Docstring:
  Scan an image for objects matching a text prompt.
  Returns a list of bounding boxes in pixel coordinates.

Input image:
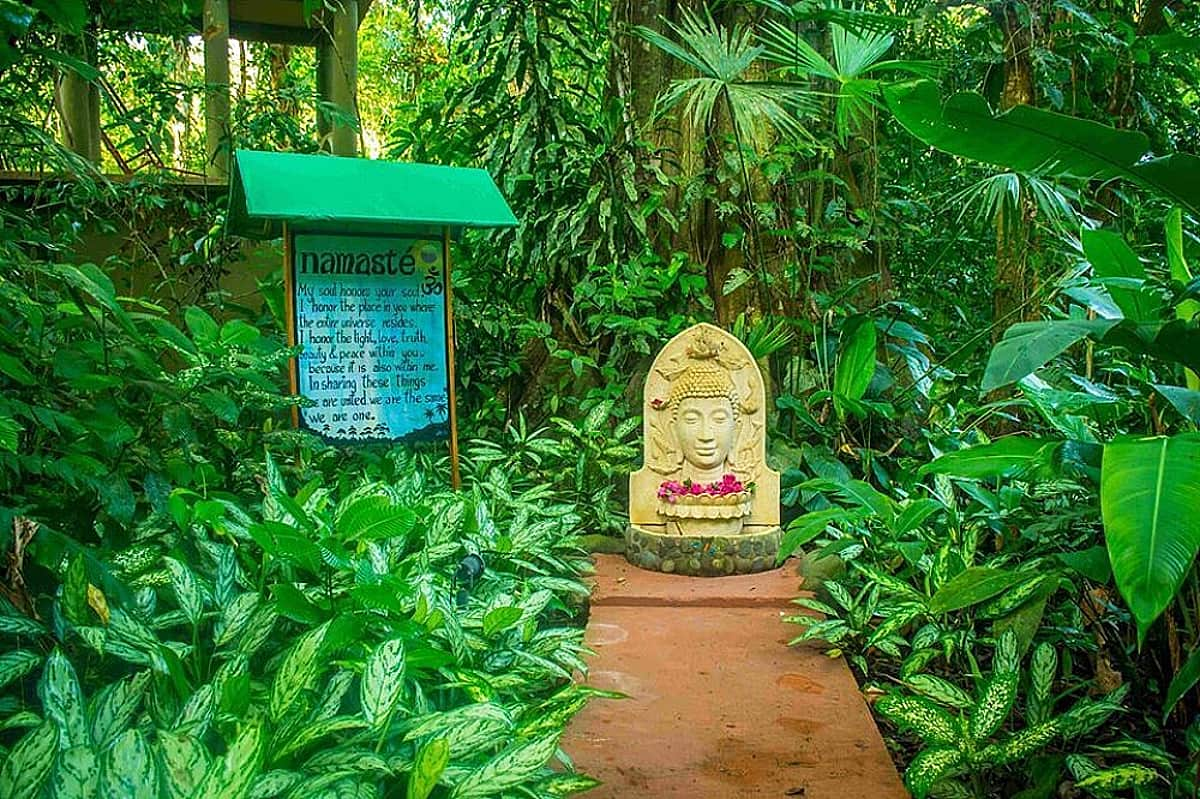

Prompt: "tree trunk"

[992,1,1037,339]
[835,115,893,305]
[606,0,756,327]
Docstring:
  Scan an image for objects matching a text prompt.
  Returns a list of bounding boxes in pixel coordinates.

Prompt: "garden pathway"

[564,554,907,798]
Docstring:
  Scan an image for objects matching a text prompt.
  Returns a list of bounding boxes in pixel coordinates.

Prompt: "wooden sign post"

[230,151,517,490]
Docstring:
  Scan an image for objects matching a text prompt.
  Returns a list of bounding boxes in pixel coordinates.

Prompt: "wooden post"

[443,227,461,490]
[55,31,100,163]
[203,0,231,179]
[282,223,300,429]
[316,39,333,149]
[325,0,358,156]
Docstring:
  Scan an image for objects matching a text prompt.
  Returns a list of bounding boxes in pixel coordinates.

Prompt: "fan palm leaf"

[948,172,1082,241]
[757,5,936,142]
[635,7,815,148]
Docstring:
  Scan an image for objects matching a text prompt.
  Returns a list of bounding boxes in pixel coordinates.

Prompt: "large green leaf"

[0,650,41,691]
[1026,643,1058,727]
[1164,645,1200,722]
[49,745,99,799]
[90,671,150,750]
[892,499,942,536]
[184,307,220,345]
[1133,154,1200,219]
[982,319,1119,391]
[269,621,331,721]
[155,731,208,799]
[802,477,896,522]
[882,79,1200,216]
[833,314,877,418]
[336,495,418,543]
[1055,546,1112,583]
[31,0,88,32]
[875,694,959,747]
[903,674,972,709]
[190,721,263,799]
[482,606,524,637]
[1152,384,1200,425]
[928,567,1026,614]
[1082,229,1162,322]
[969,633,1020,742]
[403,704,512,760]
[903,747,965,799]
[165,557,205,627]
[99,729,157,798]
[1101,434,1200,643]
[920,438,1059,479]
[777,508,856,563]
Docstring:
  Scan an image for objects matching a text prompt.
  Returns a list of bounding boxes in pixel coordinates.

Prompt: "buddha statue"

[626,323,781,575]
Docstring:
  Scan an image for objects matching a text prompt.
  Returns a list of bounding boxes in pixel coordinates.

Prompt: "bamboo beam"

[326,0,358,156]
[55,32,100,163]
[316,37,333,148]
[202,0,231,179]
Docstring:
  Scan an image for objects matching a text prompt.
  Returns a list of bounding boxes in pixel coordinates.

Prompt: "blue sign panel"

[291,233,449,441]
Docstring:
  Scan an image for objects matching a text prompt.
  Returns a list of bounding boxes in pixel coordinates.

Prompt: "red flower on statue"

[656,474,750,503]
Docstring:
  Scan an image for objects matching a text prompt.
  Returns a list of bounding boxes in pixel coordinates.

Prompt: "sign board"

[231,150,519,487]
[289,232,451,442]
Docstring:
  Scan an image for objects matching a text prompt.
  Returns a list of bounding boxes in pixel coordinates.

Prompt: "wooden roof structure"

[98,0,376,44]
[213,0,375,44]
[56,1,372,178]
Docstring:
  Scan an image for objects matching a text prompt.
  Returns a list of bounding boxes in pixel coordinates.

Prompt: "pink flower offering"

[656,474,751,502]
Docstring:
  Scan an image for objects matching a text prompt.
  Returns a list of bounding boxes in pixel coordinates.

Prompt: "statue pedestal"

[625,525,782,576]
[626,322,783,578]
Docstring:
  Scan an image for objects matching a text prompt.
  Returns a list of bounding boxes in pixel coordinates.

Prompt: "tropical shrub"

[1,462,601,798]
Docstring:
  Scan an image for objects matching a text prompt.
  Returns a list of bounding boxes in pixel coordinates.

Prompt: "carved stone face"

[674,396,737,471]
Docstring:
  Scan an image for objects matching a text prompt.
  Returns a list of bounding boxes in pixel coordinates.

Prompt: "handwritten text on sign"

[293,234,448,441]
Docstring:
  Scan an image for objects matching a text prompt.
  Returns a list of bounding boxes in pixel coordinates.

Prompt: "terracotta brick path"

[563,554,908,798]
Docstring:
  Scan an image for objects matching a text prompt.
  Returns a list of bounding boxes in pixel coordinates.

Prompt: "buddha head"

[649,328,758,479]
[667,362,740,473]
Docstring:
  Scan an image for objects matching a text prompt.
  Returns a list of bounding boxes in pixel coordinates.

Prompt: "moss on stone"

[624,526,782,576]
[580,534,627,555]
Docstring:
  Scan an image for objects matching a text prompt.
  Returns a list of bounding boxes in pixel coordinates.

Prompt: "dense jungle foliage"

[1,0,1200,797]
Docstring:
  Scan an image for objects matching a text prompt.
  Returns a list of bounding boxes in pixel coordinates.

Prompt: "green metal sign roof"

[229,150,518,238]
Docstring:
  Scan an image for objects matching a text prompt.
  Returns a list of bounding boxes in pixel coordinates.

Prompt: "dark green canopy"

[229,150,518,239]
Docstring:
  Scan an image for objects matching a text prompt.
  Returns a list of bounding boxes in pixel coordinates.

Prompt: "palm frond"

[832,21,894,78]
[758,18,838,78]
[734,314,797,359]
[947,172,1082,240]
[637,7,815,146]
[752,0,910,37]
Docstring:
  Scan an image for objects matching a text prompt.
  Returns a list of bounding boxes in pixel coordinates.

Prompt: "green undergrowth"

[0,451,608,799]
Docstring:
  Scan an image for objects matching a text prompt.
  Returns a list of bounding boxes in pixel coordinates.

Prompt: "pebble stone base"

[624,525,782,576]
